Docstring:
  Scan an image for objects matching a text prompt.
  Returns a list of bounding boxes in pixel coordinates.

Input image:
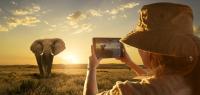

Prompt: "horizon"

[0,0,200,65]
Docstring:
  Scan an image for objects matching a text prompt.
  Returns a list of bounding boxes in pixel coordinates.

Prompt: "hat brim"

[120,30,199,57]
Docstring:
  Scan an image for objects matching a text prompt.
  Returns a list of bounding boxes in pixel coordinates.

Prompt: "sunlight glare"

[60,52,80,64]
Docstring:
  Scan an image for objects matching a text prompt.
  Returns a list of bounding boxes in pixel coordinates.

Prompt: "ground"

[0,64,136,95]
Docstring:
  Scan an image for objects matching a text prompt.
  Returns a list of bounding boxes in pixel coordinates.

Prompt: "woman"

[83,2,200,95]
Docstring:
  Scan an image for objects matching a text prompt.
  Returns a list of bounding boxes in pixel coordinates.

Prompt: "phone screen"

[93,37,123,58]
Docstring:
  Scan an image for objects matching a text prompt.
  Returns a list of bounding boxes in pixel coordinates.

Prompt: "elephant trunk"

[38,52,54,78]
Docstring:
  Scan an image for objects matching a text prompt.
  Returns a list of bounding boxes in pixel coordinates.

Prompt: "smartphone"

[93,37,123,58]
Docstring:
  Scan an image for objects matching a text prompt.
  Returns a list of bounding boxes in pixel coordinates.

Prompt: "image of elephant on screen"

[30,38,65,78]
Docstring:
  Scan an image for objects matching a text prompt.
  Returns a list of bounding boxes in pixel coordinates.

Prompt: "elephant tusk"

[51,52,54,56]
[40,52,44,56]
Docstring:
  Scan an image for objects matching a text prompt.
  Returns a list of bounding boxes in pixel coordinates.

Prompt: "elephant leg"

[35,55,44,78]
[47,55,53,78]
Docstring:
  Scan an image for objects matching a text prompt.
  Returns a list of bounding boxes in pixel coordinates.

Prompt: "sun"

[60,52,80,64]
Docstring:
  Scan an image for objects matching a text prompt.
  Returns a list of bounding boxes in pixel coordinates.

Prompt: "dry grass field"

[0,64,136,95]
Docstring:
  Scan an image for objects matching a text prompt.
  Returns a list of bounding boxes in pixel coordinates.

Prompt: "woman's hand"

[116,44,132,65]
[83,45,101,95]
[89,45,102,70]
[120,48,132,64]
[116,44,147,76]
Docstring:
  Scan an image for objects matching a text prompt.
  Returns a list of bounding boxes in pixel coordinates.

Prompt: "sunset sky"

[0,0,200,65]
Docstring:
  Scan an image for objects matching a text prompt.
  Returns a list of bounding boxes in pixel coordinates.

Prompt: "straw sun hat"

[121,2,200,57]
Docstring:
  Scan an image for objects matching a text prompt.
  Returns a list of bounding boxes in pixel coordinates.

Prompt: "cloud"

[88,9,103,17]
[66,11,94,34]
[0,3,43,32]
[80,24,93,32]
[0,25,9,32]
[13,4,41,16]
[8,16,40,27]
[43,21,49,25]
[67,11,87,21]
[193,25,200,37]
[106,2,139,15]
[121,14,128,18]
[66,2,139,34]
[108,15,117,20]
[10,1,17,5]
[0,8,3,16]
[66,1,139,22]
[67,10,102,21]
[66,11,88,29]
[193,25,200,36]
[72,24,93,34]
[0,16,40,32]
[194,25,200,33]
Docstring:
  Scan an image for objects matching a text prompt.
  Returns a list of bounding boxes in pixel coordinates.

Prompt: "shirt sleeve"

[97,81,145,95]
[97,75,191,95]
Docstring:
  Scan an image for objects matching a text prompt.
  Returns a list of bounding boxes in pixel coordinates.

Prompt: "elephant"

[30,38,65,78]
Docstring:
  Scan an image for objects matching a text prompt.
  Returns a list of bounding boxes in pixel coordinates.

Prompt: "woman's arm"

[83,46,101,95]
[119,45,146,76]
[124,57,146,76]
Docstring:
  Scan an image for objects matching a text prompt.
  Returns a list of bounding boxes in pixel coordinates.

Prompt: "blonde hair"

[149,53,200,95]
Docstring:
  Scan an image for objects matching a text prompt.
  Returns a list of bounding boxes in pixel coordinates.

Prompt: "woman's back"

[98,75,191,95]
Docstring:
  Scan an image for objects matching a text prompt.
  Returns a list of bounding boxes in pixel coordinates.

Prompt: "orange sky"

[0,0,199,65]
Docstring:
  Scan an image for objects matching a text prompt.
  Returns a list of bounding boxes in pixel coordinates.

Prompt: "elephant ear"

[30,40,43,55]
[52,38,66,55]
